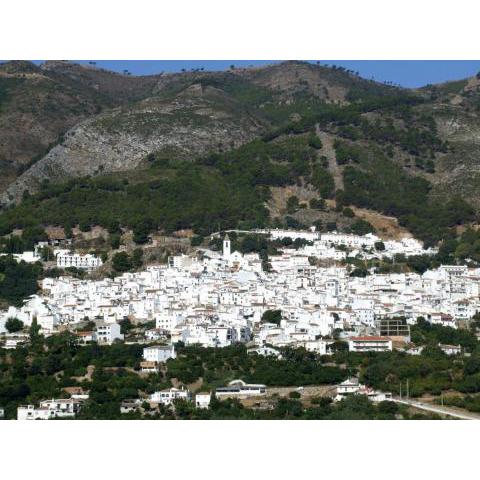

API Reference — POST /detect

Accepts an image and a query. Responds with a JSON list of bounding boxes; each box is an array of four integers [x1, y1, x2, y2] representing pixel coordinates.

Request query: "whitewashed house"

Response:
[[17, 398, 82, 420], [150, 387, 191, 405], [95, 322, 123, 344], [55, 249, 103, 270], [143, 345, 176, 363], [195, 393, 212, 409]]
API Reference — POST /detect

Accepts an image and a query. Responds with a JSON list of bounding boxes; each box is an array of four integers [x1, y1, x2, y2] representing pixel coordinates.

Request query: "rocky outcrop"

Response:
[[1, 84, 264, 205]]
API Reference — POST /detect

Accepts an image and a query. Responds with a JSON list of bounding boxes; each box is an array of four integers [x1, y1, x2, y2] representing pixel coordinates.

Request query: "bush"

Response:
[[286, 196, 300, 214], [112, 252, 132, 273], [309, 198, 326, 210], [190, 235, 204, 247], [5, 317, 24, 333], [261, 310, 282, 326], [377, 400, 398, 415], [350, 219, 375, 235], [308, 134, 323, 150]]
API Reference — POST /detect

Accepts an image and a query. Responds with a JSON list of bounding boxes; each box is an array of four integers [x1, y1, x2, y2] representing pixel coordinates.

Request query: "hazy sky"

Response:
[[64, 60, 480, 88]]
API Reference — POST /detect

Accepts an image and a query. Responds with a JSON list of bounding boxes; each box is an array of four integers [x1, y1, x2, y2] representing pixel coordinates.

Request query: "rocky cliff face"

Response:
[[420, 78, 480, 205], [1, 83, 264, 204], [0, 60, 160, 193]]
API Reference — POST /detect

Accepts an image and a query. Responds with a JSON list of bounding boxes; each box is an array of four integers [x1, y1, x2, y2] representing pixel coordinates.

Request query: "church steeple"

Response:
[[223, 233, 231, 258]]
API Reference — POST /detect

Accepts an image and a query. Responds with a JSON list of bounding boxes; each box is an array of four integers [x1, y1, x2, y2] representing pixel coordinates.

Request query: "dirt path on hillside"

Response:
[[315, 125, 344, 191]]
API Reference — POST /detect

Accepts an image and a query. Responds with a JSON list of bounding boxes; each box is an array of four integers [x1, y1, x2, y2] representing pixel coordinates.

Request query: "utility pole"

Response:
[[406, 379, 409, 400], [399, 381, 402, 400]]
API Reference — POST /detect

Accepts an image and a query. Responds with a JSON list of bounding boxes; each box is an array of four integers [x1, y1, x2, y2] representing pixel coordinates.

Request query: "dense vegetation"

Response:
[[2, 320, 480, 419], [166, 343, 346, 387], [0, 335, 346, 419], [164, 393, 418, 420], [355, 320, 480, 398], [0, 255, 42, 306], [0, 135, 333, 239], [338, 143, 475, 246]]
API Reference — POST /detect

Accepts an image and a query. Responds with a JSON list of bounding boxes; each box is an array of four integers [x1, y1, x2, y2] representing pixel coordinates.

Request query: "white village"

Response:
[[1, 228, 478, 419]]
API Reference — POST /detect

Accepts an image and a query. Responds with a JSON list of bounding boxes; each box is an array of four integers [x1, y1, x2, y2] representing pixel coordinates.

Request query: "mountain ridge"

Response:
[[0, 60, 479, 249]]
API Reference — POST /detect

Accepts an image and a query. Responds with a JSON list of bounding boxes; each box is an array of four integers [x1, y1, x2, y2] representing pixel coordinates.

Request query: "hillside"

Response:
[[0, 60, 159, 194], [0, 60, 403, 204], [0, 60, 479, 248]]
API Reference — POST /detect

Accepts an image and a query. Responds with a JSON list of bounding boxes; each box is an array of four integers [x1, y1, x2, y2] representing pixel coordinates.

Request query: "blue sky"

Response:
[[31, 60, 480, 88]]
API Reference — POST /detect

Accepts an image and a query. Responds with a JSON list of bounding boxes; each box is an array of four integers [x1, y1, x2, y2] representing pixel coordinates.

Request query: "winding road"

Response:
[[392, 397, 480, 420]]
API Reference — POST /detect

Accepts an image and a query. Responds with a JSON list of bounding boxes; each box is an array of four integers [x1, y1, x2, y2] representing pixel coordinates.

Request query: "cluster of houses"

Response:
[[13, 372, 395, 419], [17, 394, 88, 420], [252, 228, 438, 261], [0, 231, 477, 356], [0, 241, 102, 270], [121, 375, 267, 415], [5, 229, 475, 420], [12, 374, 394, 419]]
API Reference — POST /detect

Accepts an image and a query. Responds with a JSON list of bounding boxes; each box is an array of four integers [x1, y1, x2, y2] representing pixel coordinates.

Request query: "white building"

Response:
[[0, 250, 41, 264], [223, 234, 231, 258], [335, 378, 392, 403], [248, 345, 283, 359], [348, 336, 393, 353], [255, 228, 319, 242], [168, 254, 194, 269], [17, 398, 82, 420], [439, 344, 462, 356], [195, 393, 212, 409], [1, 229, 477, 361], [120, 399, 142, 414], [55, 250, 103, 270], [304, 339, 334, 355], [143, 345, 176, 363], [150, 387, 191, 405], [216, 379, 266, 397], [95, 322, 124, 344]]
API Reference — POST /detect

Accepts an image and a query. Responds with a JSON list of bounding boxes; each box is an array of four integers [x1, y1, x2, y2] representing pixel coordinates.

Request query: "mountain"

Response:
[[0, 60, 400, 204], [0, 60, 479, 249], [0, 60, 159, 194]]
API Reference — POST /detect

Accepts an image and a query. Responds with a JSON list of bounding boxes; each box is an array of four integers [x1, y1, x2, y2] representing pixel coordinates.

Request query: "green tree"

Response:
[[5, 317, 24, 333], [309, 198, 326, 210], [132, 221, 151, 244], [308, 134, 323, 150], [350, 219, 375, 235], [119, 318, 133, 335], [112, 252, 132, 273], [132, 248, 144, 268], [286, 196, 300, 214], [261, 310, 282, 325], [110, 234, 121, 250]]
